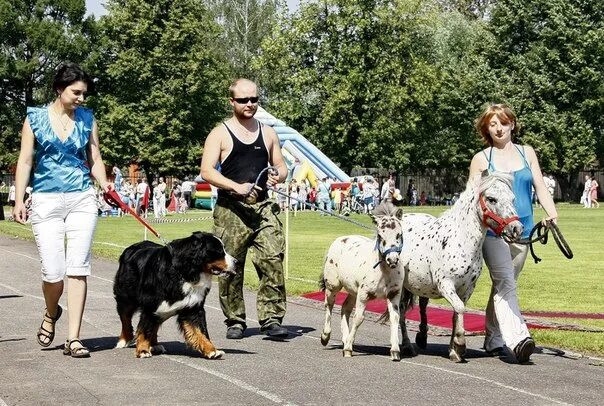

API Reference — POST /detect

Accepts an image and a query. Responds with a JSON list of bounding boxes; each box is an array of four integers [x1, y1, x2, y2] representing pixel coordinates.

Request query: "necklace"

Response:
[[53, 106, 72, 132]]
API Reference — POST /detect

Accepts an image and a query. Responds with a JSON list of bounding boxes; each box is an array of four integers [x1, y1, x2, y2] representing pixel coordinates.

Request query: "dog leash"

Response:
[[508, 220, 573, 264], [103, 190, 170, 245], [250, 166, 375, 232]]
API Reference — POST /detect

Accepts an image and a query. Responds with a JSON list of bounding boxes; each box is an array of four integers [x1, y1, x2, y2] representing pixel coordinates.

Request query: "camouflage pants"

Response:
[[212, 196, 286, 329]]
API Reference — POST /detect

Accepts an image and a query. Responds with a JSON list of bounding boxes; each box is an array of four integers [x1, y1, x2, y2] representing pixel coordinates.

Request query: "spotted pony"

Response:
[[320, 203, 405, 361], [396, 171, 522, 362]]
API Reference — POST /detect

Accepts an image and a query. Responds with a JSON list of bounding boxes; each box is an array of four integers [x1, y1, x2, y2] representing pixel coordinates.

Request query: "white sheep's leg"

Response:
[[321, 286, 339, 346], [342, 294, 366, 358], [387, 294, 401, 361], [340, 293, 355, 346]]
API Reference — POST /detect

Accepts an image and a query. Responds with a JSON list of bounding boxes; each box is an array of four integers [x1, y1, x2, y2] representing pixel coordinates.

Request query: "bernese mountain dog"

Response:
[[113, 231, 236, 359]]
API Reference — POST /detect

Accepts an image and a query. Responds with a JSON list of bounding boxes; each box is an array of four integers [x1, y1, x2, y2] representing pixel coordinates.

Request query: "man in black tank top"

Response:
[[200, 79, 289, 339]]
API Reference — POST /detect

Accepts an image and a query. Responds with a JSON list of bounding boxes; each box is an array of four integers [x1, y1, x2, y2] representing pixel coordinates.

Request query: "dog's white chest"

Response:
[[155, 274, 212, 319]]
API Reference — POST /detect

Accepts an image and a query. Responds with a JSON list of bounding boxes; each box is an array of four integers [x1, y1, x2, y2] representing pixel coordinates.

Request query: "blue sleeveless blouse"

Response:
[[485, 145, 534, 238], [27, 106, 94, 193]]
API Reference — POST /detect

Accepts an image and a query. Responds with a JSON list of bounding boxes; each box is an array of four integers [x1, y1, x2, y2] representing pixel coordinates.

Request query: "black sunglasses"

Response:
[[232, 97, 259, 104]]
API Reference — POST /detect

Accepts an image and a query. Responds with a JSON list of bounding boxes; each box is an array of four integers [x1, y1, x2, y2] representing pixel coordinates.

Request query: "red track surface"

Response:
[[302, 291, 555, 332]]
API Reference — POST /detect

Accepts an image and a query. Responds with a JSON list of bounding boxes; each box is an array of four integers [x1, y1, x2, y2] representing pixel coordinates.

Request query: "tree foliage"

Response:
[[0, 0, 94, 169], [253, 0, 603, 194], [254, 0, 495, 173], [208, 0, 284, 79], [487, 0, 603, 198], [89, 0, 230, 177]]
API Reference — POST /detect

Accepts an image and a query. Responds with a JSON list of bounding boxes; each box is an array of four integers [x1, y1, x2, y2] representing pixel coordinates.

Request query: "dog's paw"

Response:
[[115, 339, 131, 349], [151, 345, 166, 355], [206, 350, 225, 359], [136, 350, 152, 358]]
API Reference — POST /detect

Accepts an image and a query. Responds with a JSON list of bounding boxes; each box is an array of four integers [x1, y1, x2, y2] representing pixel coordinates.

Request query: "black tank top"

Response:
[[220, 122, 269, 199]]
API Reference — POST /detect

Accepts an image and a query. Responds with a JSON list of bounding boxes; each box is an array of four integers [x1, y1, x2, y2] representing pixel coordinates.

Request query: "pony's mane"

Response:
[[445, 171, 513, 216], [372, 201, 399, 217]]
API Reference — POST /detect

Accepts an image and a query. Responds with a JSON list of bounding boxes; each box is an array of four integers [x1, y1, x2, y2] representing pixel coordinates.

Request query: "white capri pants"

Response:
[[482, 236, 530, 352], [30, 189, 98, 283]]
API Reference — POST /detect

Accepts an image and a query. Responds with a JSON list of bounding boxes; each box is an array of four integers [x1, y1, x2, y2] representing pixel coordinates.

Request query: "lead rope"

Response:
[[247, 166, 375, 232], [507, 221, 573, 263]]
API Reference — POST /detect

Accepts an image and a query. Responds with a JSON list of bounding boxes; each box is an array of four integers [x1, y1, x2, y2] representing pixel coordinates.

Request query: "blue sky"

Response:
[[85, 0, 301, 18]]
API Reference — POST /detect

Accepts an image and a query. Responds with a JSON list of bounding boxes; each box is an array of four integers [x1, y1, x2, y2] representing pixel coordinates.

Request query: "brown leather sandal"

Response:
[[36, 305, 62, 347], [63, 339, 90, 358]]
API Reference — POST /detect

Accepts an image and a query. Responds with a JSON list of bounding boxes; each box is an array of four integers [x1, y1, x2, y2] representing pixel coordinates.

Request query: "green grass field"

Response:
[[1, 204, 603, 356]]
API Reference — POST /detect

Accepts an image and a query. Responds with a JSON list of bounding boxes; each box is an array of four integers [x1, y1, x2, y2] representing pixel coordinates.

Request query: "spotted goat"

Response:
[[320, 203, 405, 361], [394, 170, 522, 362]]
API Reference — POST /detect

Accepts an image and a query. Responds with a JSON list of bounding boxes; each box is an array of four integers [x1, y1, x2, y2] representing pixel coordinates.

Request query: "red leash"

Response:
[[103, 189, 167, 243]]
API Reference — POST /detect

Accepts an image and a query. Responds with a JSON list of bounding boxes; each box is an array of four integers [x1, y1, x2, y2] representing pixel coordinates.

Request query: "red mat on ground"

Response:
[[302, 291, 550, 332]]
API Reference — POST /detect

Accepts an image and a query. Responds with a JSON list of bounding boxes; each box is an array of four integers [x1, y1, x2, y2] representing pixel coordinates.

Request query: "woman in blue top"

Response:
[[13, 63, 111, 358], [469, 103, 557, 364]]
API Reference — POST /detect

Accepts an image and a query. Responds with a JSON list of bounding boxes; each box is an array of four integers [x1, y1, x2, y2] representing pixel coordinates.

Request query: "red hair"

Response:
[[474, 103, 519, 145]]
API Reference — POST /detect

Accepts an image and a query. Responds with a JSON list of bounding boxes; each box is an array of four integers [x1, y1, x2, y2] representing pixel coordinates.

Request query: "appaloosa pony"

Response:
[[396, 171, 522, 362], [320, 203, 405, 361]]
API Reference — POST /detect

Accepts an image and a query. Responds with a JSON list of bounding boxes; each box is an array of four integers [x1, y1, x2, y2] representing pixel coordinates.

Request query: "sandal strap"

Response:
[[38, 326, 53, 337], [67, 339, 90, 355], [45, 305, 62, 322]]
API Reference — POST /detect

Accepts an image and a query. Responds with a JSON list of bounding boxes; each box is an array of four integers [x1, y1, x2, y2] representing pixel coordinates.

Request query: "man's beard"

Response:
[[235, 106, 257, 120]]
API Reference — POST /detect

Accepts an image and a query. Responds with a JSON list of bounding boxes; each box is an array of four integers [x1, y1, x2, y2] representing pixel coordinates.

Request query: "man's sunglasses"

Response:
[[232, 97, 259, 104]]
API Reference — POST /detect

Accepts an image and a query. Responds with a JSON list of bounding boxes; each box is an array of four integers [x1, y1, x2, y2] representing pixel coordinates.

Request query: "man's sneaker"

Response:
[[261, 323, 289, 338], [514, 337, 535, 364], [226, 325, 244, 340]]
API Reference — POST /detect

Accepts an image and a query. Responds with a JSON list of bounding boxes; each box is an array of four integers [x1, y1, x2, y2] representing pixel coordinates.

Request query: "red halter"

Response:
[[479, 194, 520, 236]]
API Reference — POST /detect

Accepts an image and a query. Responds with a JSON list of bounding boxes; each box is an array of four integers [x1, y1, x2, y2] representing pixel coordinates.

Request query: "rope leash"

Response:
[[149, 216, 214, 224], [510, 221, 573, 263], [248, 166, 375, 232], [103, 190, 170, 245]]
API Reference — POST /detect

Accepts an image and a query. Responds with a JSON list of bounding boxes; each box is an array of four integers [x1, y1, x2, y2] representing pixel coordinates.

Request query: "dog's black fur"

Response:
[[113, 231, 236, 359]]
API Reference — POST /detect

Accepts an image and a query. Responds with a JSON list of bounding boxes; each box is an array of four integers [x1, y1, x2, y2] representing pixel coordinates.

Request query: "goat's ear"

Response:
[[395, 208, 404, 220]]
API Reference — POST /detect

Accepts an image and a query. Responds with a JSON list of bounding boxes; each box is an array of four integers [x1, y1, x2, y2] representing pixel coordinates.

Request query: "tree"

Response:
[[208, 0, 284, 79], [91, 0, 230, 178], [488, 0, 604, 200], [0, 0, 94, 170], [253, 0, 496, 173]]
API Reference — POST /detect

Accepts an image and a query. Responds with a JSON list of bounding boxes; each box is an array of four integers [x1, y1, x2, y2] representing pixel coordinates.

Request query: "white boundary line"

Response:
[[0, 250, 297, 405], [398, 359, 573, 405], [0, 243, 575, 405], [165, 356, 297, 405]]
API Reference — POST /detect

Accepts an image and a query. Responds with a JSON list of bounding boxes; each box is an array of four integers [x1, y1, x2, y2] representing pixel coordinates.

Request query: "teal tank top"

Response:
[[27, 106, 94, 193], [484, 145, 534, 238]]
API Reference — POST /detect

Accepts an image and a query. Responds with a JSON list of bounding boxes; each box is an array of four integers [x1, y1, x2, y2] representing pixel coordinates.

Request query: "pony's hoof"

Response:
[[401, 343, 417, 357], [391, 350, 401, 362], [343, 350, 353, 358], [320, 333, 330, 346], [449, 351, 465, 363], [415, 332, 428, 349]]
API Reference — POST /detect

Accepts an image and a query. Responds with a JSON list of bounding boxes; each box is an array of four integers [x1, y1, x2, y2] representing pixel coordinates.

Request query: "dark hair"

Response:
[[52, 62, 94, 94]]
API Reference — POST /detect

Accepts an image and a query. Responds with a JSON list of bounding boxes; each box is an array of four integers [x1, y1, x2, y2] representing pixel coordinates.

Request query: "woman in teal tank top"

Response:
[[12, 63, 112, 358], [468, 103, 558, 364]]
